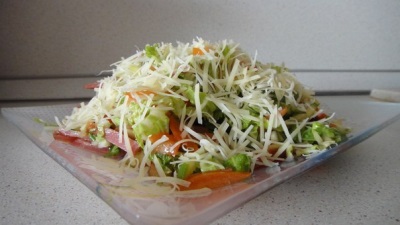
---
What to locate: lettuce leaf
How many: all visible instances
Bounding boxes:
[182,84,217,115]
[131,106,169,147]
[224,153,252,172]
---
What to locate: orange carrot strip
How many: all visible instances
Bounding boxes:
[168,114,182,140]
[265,106,288,119]
[168,114,199,151]
[128,90,157,97]
[193,47,204,55]
[148,132,169,143]
[180,169,251,190]
[279,106,288,117]
[148,133,179,156]
[125,90,157,103]
[192,46,211,55]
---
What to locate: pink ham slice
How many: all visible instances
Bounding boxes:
[53,129,111,155]
[53,128,141,157]
[104,128,141,155]
[83,81,101,89]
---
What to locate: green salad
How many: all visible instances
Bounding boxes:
[54,38,350,191]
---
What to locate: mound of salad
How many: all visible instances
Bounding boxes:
[53,38,349,192]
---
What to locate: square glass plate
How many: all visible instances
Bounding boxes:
[2,96,400,225]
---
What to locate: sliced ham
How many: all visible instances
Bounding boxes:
[104,128,141,155]
[53,130,112,156]
[83,81,101,89]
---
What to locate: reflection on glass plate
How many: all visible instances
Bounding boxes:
[2,96,400,225]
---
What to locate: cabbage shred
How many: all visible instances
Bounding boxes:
[58,38,349,190]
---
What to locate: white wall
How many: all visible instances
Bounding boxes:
[1,0,399,100]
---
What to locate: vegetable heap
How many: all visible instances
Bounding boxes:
[54,38,349,191]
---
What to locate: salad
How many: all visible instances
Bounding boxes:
[53,38,349,192]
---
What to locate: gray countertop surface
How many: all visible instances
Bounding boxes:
[1,96,399,225]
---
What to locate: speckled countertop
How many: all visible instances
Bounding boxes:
[1,96,400,225]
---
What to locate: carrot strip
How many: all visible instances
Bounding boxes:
[192,46,210,55]
[179,170,251,190]
[280,106,288,117]
[193,47,204,55]
[168,114,182,140]
[125,90,157,102]
[148,133,179,156]
[168,114,199,151]
[148,132,169,143]
[265,106,288,119]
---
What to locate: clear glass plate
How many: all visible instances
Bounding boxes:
[2,96,400,225]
